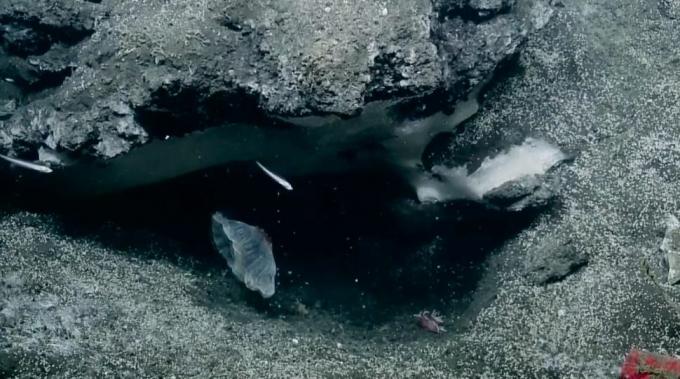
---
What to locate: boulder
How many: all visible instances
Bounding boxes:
[0,0,552,166]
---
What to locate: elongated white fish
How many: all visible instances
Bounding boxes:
[256,161,293,190]
[0,154,53,173]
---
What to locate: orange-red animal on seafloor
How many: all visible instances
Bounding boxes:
[620,349,680,379]
[414,310,446,334]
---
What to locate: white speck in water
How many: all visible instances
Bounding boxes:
[354,278,359,283]
[381,8,388,16]
[324,6,331,12]
[557,309,566,317]
[292,338,299,344]
[4,78,14,83]
[164,135,170,140]
[336,342,343,349]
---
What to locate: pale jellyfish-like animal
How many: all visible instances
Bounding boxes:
[211,212,277,298]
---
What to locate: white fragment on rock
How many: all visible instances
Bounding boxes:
[661,214,680,285]
[415,138,567,203]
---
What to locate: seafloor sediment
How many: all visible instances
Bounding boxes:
[4,0,680,378]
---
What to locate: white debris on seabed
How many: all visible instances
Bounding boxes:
[661,214,680,285]
[415,137,567,203]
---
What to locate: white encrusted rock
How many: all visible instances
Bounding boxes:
[661,215,680,285]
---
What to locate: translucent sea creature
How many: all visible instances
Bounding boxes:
[211,212,277,298]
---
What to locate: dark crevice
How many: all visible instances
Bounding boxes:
[386,88,454,121]
[435,1,515,23]
[0,17,94,52]
[0,9,95,58]
[477,48,525,100]
[4,161,548,322]
[23,66,74,92]
[135,81,295,138]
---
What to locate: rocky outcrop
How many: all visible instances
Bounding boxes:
[524,238,588,285]
[0,0,553,163]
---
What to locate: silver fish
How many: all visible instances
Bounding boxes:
[0,154,53,173]
[256,161,293,191]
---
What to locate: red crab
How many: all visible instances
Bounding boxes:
[414,310,446,333]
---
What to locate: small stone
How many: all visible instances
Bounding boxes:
[524,238,588,285]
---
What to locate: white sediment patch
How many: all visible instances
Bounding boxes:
[415,138,567,203]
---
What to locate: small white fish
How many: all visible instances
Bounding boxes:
[0,154,53,173]
[256,161,293,191]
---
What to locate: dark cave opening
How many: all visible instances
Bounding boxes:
[2,160,543,322]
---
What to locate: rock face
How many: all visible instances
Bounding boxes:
[0,0,551,162]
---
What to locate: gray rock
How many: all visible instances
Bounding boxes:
[483,174,542,207]
[659,0,680,19]
[483,174,560,211]
[0,0,552,161]
[0,100,15,120]
[524,238,588,285]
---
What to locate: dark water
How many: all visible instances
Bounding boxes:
[3,160,539,323]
